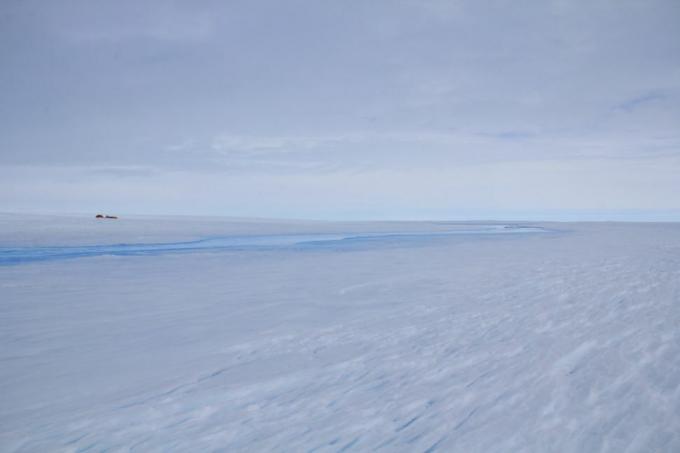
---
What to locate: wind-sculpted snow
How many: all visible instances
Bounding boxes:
[1,218,679,452]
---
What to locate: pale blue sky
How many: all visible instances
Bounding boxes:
[1,0,679,220]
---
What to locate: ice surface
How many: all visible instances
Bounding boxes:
[0,223,545,265]
[1,216,679,452]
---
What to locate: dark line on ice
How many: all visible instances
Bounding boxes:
[453,407,479,431]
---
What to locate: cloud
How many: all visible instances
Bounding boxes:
[614,92,666,112]
[3,154,680,218]
[87,166,159,178]
[480,131,536,141]
[208,135,358,155]
[1,0,679,218]
[42,1,217,44]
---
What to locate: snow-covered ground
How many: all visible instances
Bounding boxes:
[1,215,679,452]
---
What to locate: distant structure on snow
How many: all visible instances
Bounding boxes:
[95,214,118,219]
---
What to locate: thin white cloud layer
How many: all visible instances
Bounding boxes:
[1,0,679,218]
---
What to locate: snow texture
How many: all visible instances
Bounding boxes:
[1,215,679,452]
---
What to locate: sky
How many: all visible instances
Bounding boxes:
[1,0,679,220]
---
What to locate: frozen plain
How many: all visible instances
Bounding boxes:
[1,214,680,452]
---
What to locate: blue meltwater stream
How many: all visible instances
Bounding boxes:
[0,225,547,265]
